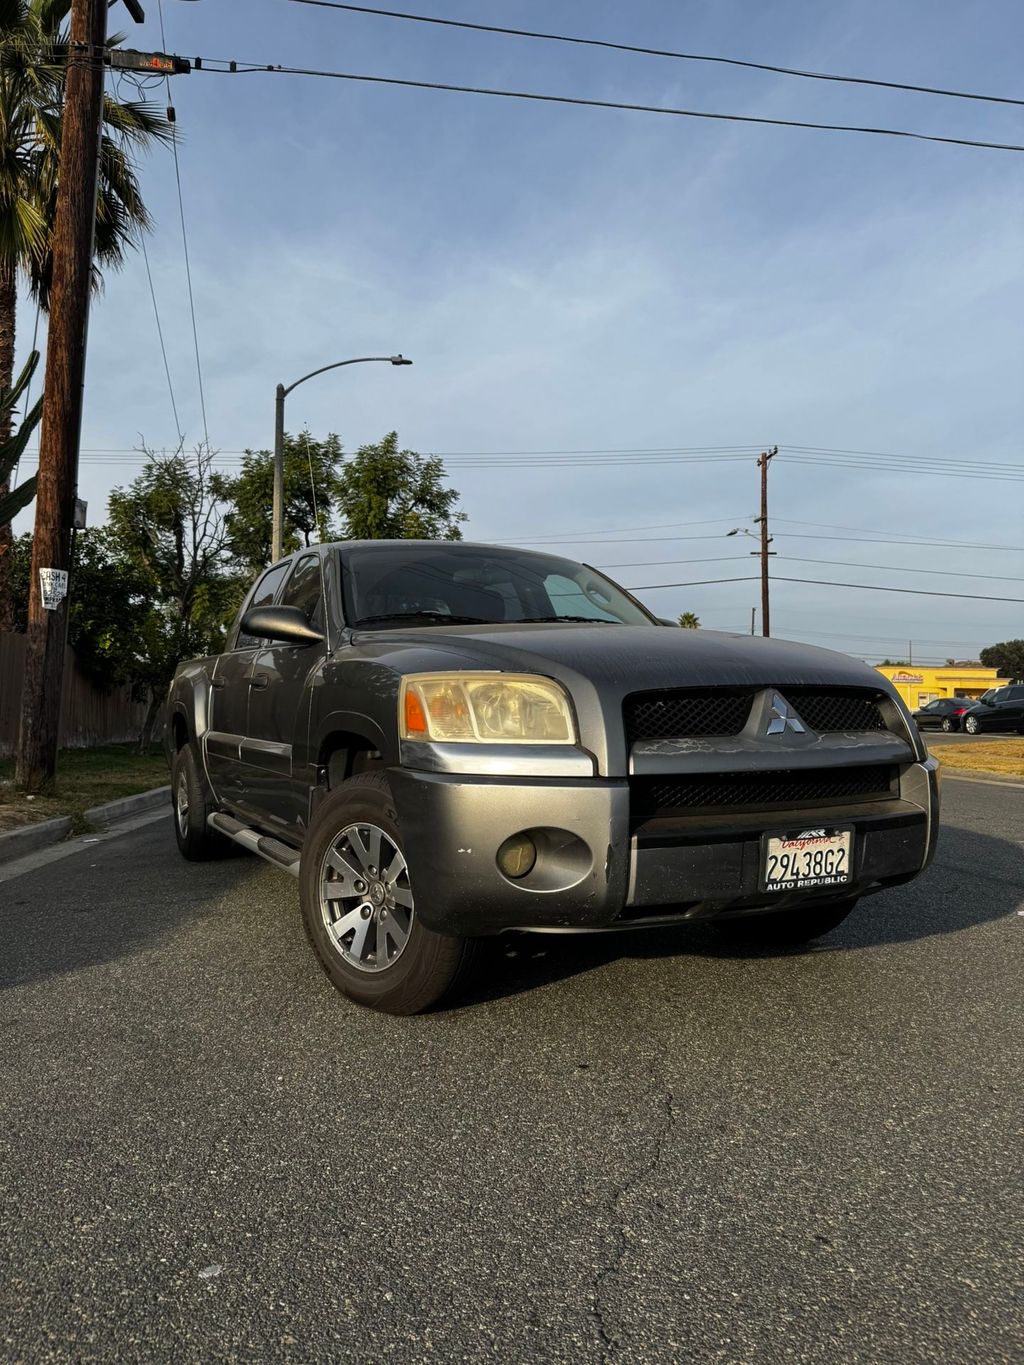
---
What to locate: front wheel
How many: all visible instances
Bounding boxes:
[941,717,953,733]
[299,772,479,1014]
[721,897,858,946]
[964,714,980,735]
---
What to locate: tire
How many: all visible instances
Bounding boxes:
[941,717,953,733]
[964,714,980,735]
[299,772,479,1015]
[721,897,858,946]
[171,745,228,861]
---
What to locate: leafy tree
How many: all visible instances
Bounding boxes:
[336,432,466,541]
[211,431,344,577]
[677,611,701,629]
[107,446,239,747]
[7,525,150,689]
[980,640,1024,682]
[0,1,173,625]
[879,659,912,667]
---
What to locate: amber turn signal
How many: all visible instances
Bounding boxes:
[404,688,429,737]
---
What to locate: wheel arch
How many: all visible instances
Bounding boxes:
[170,707,190,751]
[315,715,394,789]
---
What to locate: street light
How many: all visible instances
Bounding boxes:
[272,355,413,561]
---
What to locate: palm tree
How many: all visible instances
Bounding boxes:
[677,611,701,629]
[0,0,172,625]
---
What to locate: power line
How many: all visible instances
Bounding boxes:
[512,516,748,542]
[196,60,1024,155]
[160,0,210,449]
[283,1,1024,110]
[138,230,184,446]
[628,574,1024,604]
[769,516,1020,548]
[780,555,1024,585]
[600,552,1024,584]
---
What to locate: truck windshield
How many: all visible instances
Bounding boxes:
[341,544,656,629]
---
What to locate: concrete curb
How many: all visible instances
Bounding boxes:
[0,816,73,866]
[941,770,1024,790]
[0,785,171,866]
[83,785,172,828]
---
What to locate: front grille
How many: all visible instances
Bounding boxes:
[624,685,889,742]
[631,764,897,820]
[625,690,753,741]
[784,688,888,733]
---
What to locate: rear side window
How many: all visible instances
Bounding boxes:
[235,564,289,648]
[279,554,325,628]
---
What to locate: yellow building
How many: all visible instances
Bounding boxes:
[874,664,1008,710]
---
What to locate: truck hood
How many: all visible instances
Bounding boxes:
[353,622,886,693]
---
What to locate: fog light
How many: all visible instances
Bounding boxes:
[497,834,537,880]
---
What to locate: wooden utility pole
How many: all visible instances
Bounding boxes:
[16,0,108,789]
[755,447,778,638]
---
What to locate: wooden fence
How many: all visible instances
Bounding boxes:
[0,632,151,757]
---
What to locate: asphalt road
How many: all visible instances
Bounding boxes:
[1,777,1022,1363]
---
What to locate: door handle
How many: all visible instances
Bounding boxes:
[210,676,226,690]
[248,673,270,690]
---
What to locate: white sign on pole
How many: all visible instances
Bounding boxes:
[39,568,69,611]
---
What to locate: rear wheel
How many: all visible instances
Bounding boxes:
[171,745,228,861]
[721,897,858,946]
[964,714,980,735]
[299,772,479,1014]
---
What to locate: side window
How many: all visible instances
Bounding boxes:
[235,564,289,649]
[992,688,1010,705]
[279,554,325,628]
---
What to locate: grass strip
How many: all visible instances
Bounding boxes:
[933,739,1024,779]
[0,743,168,834]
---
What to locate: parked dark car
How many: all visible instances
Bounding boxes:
[165,540,940,1014]
[962,685,1024,735]
[912,697,975,733]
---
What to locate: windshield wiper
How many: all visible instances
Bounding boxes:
[353,611,493,627]
[516,615,621,624]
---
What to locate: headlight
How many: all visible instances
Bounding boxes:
[400,672,577,745]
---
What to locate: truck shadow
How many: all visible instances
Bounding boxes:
[449,822,1023,1010]
[0,824,268,993]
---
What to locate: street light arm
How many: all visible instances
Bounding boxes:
[271,352,412,562]
[282,356,411,398]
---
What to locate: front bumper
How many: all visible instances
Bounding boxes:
[388,757,940,936]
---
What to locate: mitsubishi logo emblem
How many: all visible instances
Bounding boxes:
[765,692,806,736]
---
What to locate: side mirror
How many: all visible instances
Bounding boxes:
[241,605,324,646]
[657,617,679,627]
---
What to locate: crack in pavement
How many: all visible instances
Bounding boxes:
[590,1056,680,1358]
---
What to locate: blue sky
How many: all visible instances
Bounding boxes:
[16,0,1024,661]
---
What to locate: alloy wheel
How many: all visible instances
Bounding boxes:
[175,771,190,837]
[318,822,414,973]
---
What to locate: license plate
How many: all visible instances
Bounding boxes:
[762,826,853,893]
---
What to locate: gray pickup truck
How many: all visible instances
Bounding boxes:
[166,540,939,1014]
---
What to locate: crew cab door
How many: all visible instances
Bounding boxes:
[206,563,289,806]
[243,553,329,833]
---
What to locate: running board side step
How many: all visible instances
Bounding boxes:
[208,812,301,878]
